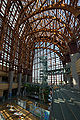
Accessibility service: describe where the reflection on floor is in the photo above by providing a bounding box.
[52,87,80,120]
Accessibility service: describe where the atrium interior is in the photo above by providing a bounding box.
[0,0,80,120]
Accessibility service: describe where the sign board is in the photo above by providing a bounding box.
[30,104,50,120]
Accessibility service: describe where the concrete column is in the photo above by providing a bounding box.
[27,75,29,82]
[17,73,22,96]
[69,77,73,87]
[23,68,28,83]
[24,75,27,83]
[70,53,80,89]
[66,74,71,84]
[8,71,14,98]
[27,75,32,83]
[29,76,32,82]
[23,75,27,96]
[27,69,32,82]
[0,77,2,82]
[0,90,3,97]
[0,90,3,102]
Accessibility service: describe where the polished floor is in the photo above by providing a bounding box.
[52,87,80,120]
[0,103,39,120]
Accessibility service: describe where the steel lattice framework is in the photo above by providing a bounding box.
[0,0,80,76]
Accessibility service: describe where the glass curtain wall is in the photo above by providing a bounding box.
[32,43,63,85]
